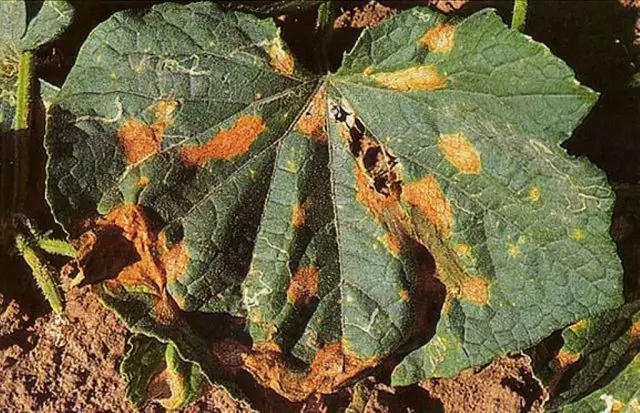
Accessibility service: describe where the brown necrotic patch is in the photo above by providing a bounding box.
[118,98,178,165]
[368,65,448,92]
[179,115,266,167]
[243,342,378,402]
[73,205,188,325]
[420,23,457,53]
[437,132,482,174]
[297,88,327,142]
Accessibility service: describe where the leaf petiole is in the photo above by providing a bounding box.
[511,0,528,32]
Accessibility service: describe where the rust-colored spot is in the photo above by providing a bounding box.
[402,175,453,238]
[118,98,178,165]
[368,65,447,92]
[437,132,481,175]
[460,276,489,306]
[382,233,402,256]
[556,350,580,370]
[420,23,456,53]
[291,203,306,228]
[268,39,295,76]
[75,205,188,324]
[630,320,640,341]
[297,88,327,142]
[398,289,410,302]
[118,119,161,165]
[363,66,374,76]
[243,342,376,401]
[355,166,396,219]
[287,266,319,306]
[179,115,266,166]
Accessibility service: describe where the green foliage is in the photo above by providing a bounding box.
[121,334,207,410]
[42,1,624,408]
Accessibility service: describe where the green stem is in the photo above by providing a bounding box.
[315,1,333,72]
[511,0,528,32]
[10,51,35,215]
[37,237,77,258]
[15,233,64,314]
[15,51,34,130]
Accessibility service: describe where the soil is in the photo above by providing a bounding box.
[2,0,638,412]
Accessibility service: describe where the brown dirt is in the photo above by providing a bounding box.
[0,277,244,412]
[422,354,548,413]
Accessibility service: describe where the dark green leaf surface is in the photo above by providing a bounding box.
[45,2,621,400]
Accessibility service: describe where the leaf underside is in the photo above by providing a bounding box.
[45,1,622,405]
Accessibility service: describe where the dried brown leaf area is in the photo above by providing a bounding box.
[423,354,548,413]
[118,98,178,164]
[73,204,188,325]
[243,343,379,402]
[179,115,266,166]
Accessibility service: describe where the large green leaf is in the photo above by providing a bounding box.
[45,2,622,402]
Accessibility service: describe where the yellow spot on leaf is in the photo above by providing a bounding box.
[437,132,481,174]
[268,38,295,76]
[569,319,588,332]
[612,400,626,412]
[529,187,540,202]
[572,229,585,241]
[368,65,448,92]
[136,176,150,187]
[460,276,489,306]
[296,87,327,142]
[402,175,453,238]
[117,98,178,165]
[179,115,266,166]
[398,289,410,302]
[507,242,520,258]
[420,23,456,53]
[363,66,374,76]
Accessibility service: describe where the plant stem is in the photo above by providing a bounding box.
[511,0,528,32]
[37,236,77,258]
[315,1,333,72]
[15,51,34,130]
[15,233,64,314]
[11,51,35,215]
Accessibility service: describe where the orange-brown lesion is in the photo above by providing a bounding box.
[297,88,327,143]
[287,266,319,306]
[118,98,178,165]
[179,115,266,167]
[74,204,189,325]
[243,342,378,401]
[420,23,457,53]
[402,175,454,239]
[368,65,448,92]
[268,38,295,76]
[437,132,482,175]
